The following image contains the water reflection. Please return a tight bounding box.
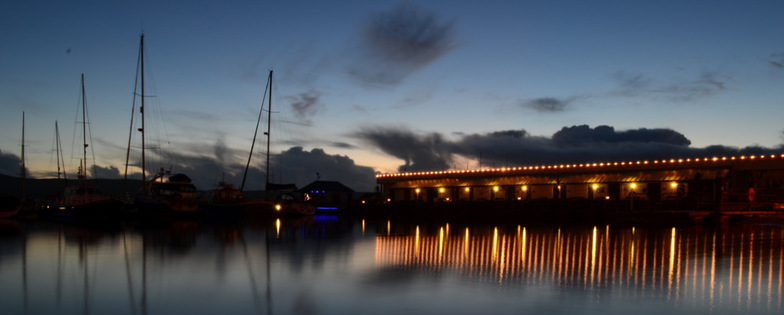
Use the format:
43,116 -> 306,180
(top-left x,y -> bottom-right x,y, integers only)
1,218 -> 783,314
375,223 -> 784,313
0,217 -> 343,314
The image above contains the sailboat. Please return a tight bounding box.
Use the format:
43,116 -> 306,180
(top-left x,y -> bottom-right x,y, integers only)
200,175 -> 269,216
250,70 -> 313,216
125,34 -> 199,216
203,70 -> 313,217
52,74 -> 121,217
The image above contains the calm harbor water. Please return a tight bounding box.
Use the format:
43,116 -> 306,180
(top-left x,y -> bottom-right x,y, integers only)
1,215 -> 783,314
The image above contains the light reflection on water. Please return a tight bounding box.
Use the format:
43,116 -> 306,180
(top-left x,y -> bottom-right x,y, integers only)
0,217 -> 782,314
376,223 -> 784,314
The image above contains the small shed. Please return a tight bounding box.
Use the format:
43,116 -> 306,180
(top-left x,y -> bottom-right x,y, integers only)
298,180 -> 354,212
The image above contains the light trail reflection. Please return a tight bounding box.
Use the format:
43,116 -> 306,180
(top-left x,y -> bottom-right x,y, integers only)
375,224 -> 784,312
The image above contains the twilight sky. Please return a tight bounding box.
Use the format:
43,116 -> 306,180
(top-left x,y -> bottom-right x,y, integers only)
2,0 -> 783,192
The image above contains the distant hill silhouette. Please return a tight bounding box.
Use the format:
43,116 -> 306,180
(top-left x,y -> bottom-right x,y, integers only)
0,174 -> 143,200
0,174 -> 274,201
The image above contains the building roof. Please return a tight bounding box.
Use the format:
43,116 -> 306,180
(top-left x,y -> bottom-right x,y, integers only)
298,180 -> 354,193
377,154 -> 784,185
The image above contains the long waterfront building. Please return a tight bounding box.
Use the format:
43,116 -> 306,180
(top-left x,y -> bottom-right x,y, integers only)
376,154 -> 784,212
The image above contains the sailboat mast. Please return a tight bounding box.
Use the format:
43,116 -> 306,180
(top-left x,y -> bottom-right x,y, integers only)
21,111 -> 26,199
264,70 -> 273,189
140,34 -> 146,182
239,70 -> 270,192
81,74 -> 88,182
123,34 -> 144,191
56,121 -> 62,180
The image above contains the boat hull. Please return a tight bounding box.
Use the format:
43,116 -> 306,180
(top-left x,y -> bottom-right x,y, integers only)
50,198 -> 124,219
134,196 -> 200,216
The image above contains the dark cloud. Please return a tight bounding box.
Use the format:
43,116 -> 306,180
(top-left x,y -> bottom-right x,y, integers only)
141,149 -> 246,191
354,127 -> 453,172
348,3 -> 457,86
330,141 -> 357,149
91,165 -> 124,179
29,163 -> 126,181
356,125 -> 780,172
270,147 -> 377,192
350,104 -> 369,112
695,71 -> 727,91
288,90 -> 322,125
0,149 -> 26,177
454,130 -> 555,168
612,69 -> 731,102
120,137 -> 252,190
611,71 -> 653,96
551,125 -> 691,147
768,52 -> 784,69
213,135 -> 231,165
396,87 -> 436,107
522,97 -> 573,113
131,140 -> 377,191
461,126 -> 739,166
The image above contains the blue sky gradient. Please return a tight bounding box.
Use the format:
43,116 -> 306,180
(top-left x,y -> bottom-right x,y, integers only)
2,0 -> 783,191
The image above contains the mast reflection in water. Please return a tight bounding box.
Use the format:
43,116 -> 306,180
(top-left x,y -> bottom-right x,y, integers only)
1,218 -> 783,314
376,224 -> 784,313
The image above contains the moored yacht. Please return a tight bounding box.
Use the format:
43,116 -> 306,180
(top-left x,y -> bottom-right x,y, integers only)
134,170 -> 199,215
